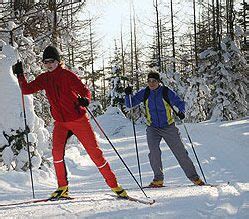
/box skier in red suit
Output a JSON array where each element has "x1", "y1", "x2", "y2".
[{"x1": 13, "y1": 45, "x2": 127, "y2": 200}]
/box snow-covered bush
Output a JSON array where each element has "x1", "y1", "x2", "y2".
[
  {"x1": 108, "y1": 76, "x2": 125, "y2": 109},
  {"x1": 0, "y1": 40, "x2": 50, "y2": 172},
  {"x1": 198, "y1": 35, "x2": 248, "y2": 121},
  {"x1": 184, "y1": 76, "x2": 211, "y2": 122},
  {"x1": 2, "y1": 129, "x2": 41, "y2": 171}
]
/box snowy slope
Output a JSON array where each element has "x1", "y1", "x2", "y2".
[{"x1": 0, "y1": 108, "x2": 248, "y2": 218}]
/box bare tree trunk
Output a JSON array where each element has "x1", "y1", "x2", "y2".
[
  {"x1": 193, "y1": 0, "x2": 198, "y2": 67},
  {"x1": 133, "y1": 14, "x2": 139, "y2": 91},
  {"x1": 66, "y1": 9, "x2": 72, "y2": 66},
  {"x1": 242, "y1": 0, "x2": 247, "y2": 46},
  {"x1": 216, "y1": 0, "x2": 221, "y2": 50},
  {"x1": 226, "y1": 0, "x2": 229, "y2": 35},
  {"x1": 49, "y1": 0, "x2": 58, "y2": 46},
  {"x1": 212, "y1": 0, "x2": 217, "y2": 48},
  {"x1": 189, "y1": 33, "x2": 194, "y2": 73},
  {"x1": 229, "y1": 0, "x2": 235, "y2": 40},
  {"x1": 154, "y1": 0, "x2": 162, "y2": 72},
  {"x1": 102, "y1": 59, "x2": 106, "y2": 109},
  {"x1": 89, "y1": 19, "x2": 95, "y2": 100},
  {"x1": 207, "y1": 0, "x2": 211, "y2": 43},
  {"x1": 159, "y1": 19, "x2": 164, "y2": 72},
  {"x1": 70, "y1": 0, "x2": 75, "y2": 66},
  {"x1": 170, "y1": 0, "x2": 176, "y2": 73},
  {"x1": 120, "y1": 26, "x2": 126, "y2": 87},
  {"x1": 130, "y1": 11, "x2": 134, "y2": 84},
  {"x1": 71, "y1": 47, "x2": 74, "y2": 66}
]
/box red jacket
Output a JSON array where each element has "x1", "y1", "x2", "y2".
[{"x1": 18, "y1": 65, "x2": 91, "y2": 122}]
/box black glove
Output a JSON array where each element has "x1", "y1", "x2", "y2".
[
  {"x1": 13, "y1": 61, "x2": 24, "y2": 77},
  {"x1": 78, "y1": 97, "x2": 89, "y2": 107},
  {"x1": 178, "y1": 112, "x2": 185, "y2": 120},
  {"x1": 124, "y1": 86, "x2": 132, "y2": 95}
]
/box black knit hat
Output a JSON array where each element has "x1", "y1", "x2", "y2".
[
  {"x1": 147, "y1": 71, "x2": 160, "y2": 81},
  {"x1": 42, "y1": 46, "x2": 61, "y2": 62}
]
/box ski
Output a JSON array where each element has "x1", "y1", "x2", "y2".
[
  {"x1": 198, "y1": 182, "x2": 230, "y2": 187},
  {"x1": 110, "y1": 195, "x2": 155, "y2": 205},
  {"x1": 142, "y1": 182, "x2": 230, "y2": 189},
  {"x1": 0, "y1": 194, "x2": 155, "y2": 207},
  {"x1": 142, "y1": 185, "x2": 166, "y2": 189},
  {"x1": 0, "y1": 197, "x2": 74, "y2": 207}
]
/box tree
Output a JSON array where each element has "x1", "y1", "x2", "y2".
[
  {"x1": 198, "y1": 35, "x2": 247, "y2": 121},
  {"x1": 106, "y1": 41, "x2": 127, "y2": 110},
  {"x1": 184, "y1": 76, "x2": 211, "y2": 122},
  {"x1": 237, "y1": 0, "x2": 248, "y2": 65}
]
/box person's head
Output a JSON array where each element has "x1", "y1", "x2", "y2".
[
  {"x1": 147, "y1": 71, "x2": 160, "y2": 90},
  {"x1": 42, "y1": 46, "x2": 61, "y2": 72}
]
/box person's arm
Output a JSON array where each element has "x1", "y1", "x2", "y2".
[
  {"x1": 125, "y1": 88, "x2": 145, "y2": 108},
  {"x1": 13, "y1": 61, "x2": 44, "y2": 94},
  {"x1": 18, "y1": 74, "x2": 45, "y2": 95},
  {"x1": 67, "y1": 70, "x2": 91, "y2": 104},
  {"x1": 168, "y1": 89, "x2": 185, "y2": 113}
]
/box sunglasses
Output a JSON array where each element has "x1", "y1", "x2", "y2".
[
  {"x1": 147, "y1": 78, "x2": 158, "y2": 83},
  {"x1": 43, "y1": 59, "x2": 55, "y2": 64}
]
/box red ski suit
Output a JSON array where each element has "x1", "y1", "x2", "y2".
[{"x1": 18, "y1": 65, "x2": 118, "y2": 188}]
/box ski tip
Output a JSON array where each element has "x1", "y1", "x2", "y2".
[
  {"x1": 144, "y1": 196, "x2": 156, "y2": 205},
  {"x1": 149, "y1": 199, "x2": 156, "y2": 205}
]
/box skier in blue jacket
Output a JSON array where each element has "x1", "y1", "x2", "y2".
[{"x1": 125, "y1": 71, "x2": 205, "y2": 187}]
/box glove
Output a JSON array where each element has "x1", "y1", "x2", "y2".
[
  {"x1": 124, "y1": 86, "x2": 132, "y2": 95},
  {"x1": 13, "y1": 61, "x2": 24, "y2": 77},
  {"x1": 78, "y1": 97, "x2": 89, "y2": 107},
  {"x1": 178, "y1": 112, "x2": 185, "y2": 120}
]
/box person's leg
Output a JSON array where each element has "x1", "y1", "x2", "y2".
[
  {"x1": 52, "y1": 122, "x2": 70, "y2": 187},
  {"x1": 162, "y1": 123, "x2": 199, "y2": 181},
  {"x1": 146, "y1": 126, "x2": 164, "y2": 181},
  {"x1": 69, "y1": 116, "x2": 118, "y2": 189}
]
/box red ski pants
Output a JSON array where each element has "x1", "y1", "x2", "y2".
[{"x1": 52, "y1": 114, "x2": 118, "y2": 188}]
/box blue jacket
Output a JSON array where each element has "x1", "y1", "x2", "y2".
[{"x1": 125, "y1": 85, "x2": 185, "y2": 128}]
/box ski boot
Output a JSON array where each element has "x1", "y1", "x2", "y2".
[
  {"x1": 192, "y1": 178, "x2": 205, "y2": 186},
  {"x1": 148, "y1": 180, "x2": 164, "y2": 188},
  {"x1": 112, "y1": 184, "x2": 128, "y2": 198},
  {"x1": 50, "y1": 185, "x2": 69, "y2": 200}
]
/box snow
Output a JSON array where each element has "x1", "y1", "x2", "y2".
[
  {"x1": 0, "y1": 41, "x2": 23, "y2": 136},
  {"x1": 0, "y1": 43, "x2": 50, "y2": 171},
  {"x1": 0, "y1": 107, "x2": 248, "y2": 218}
]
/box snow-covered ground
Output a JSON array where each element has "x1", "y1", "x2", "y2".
[{"x1": 0, "y1": 108, "x2": 249, "y2": 218}]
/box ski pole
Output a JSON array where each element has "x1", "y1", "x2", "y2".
[
  {"x1": 182, "y1": 122, "x2": 207, "y2": 183},
  {"x1": 170, "y1": 106, "x2": 207, "y2": 184},
  {"x1": 11, "y1": 33, "x2": 35, "y2": 198},
  {"x1": 159, "y1": 82, "x2": 207, "y2": 184},
  {"x1": 20, "y1": 91, "x2": 36, "y2": 198},
  {"x1": 85, "y1": 107, "x2": 148, "y2": 198},
  {"x1": 128, "y1": 94, "x2": 143, "y2": 187}
]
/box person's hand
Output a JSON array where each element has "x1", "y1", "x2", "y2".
[
  {"x1": 178, "y1": 112, "x2": 185, "y2": 120},
  {"x1": 78, "y1": 97, "x2": 89, "y2": 107},
  {"x1": 124, "y1": 86, "x2": 132, "y2": 95},
  {"x1": 13, "y1": 61, "x2": 24, "y2": 77}
]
